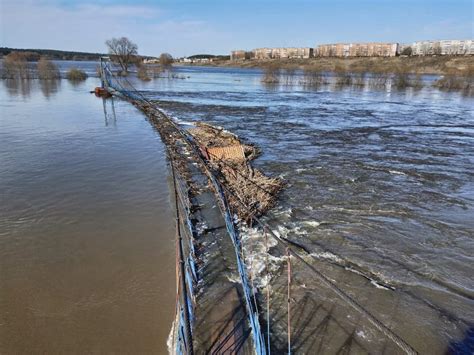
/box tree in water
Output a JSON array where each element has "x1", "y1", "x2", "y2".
[
  {"x1": 2, "y1": 52, "x2": 32, "y2": 79},
  {"x1": 105, "y1": 37, "x2": 138, "y2": 75},
  {"x1": 37, "y1": 57, "x2": 60, "y2": 80},
  {"x1": 159, "y1": 53, "x2": 174, "y2": 68}
]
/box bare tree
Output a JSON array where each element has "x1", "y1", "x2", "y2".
[
  {"x1": 159, "y1": 53, "x2": 174, "y2": 67},
  {"x1": 433, "y1": 43, "x2": 442, "y2": 56},
  {"x1": 137, "y1": 66, "x2": 151, "y2": 81},
  {"x1": 37, "y1": 57, "x2": 60, "y2": 80},
  {"x1": 66, "y1": 68, "x2": 88, "y2": 81},
  {"x1": 401, "y1": 46, "x2": 413, "y2": 56},
  {"x1": 2, "y1": 52, "x2": 31, "y2": 79},
  {"x1": 261, "y1": 63, "x2": 280, "y2": 84},
  {"x1": 105, "y1": 37, "x2": 138, "y2": 74}
]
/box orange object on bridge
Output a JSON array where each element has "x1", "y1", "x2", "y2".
[{"x1": 94, "y1": 87, "x2": 112, "y2": 98}]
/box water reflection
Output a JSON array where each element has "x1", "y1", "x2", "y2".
[
  {"x1": 3, "y1": 78, "x2": 32, "y2": 98},
  {"x1": 39, "y1": 79, "x2": 61, "y2": 98},
  {"x1": 2, "y1": 78, "x2": 61, "y2": 99},
  {"x1": 68, "y1": 79, "x2": 86, "y2": 87},
  {"x1": 102, "y1": 97, "x2": 117, "y2": 126}
]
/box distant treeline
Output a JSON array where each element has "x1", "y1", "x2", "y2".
[
  {"x1": 0, "y1": 47, "x2": 158, "y2": 61},
  {"x1": 0, "y1": 47, "x2": 108, "y2": 61},
  {"x1": 188, "y1": 54, "x2": 230, "y2": 60}
]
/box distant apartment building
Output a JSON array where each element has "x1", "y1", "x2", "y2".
[
  {"x1": 316, "y1": 43, "x2": 347, "y2": 57},
  {"x1": 316, "y1": 43, "x2": 399, "y2": 57},
  {"x1": 143, "y1": 58, "x2": 160, "y2": 64},
  {"x1": 411, "y1": 41, "x2": 440, "y2": 56},
  {"x1": 253, "y1": 47, "x2": 313, "y2": 59},
  {"x1": 272, "y1": 47, "x2": 313, "y2": 59},
  {"x1": 253, "y1": 48, "x2": 273, "y2": 59},
  {"x1": 412, "y1": 40, "x2": 474, "y2": 55},
  {"x1": 231, "y1": 50, "x2": 247, "y2": 61},
  {"x1": 231, "y1": 50, "x2": 254, "y2": 60},
  {"x1": 231, "y1": 39, "x2": 473, "y2": 62}
]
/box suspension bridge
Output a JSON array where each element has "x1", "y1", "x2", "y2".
[{"x1": 97, "y1": 58, "x2": 419, "y2": 355}]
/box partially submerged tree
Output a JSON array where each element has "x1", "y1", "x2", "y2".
[
  {"x1": 66, "y1": 68, "x2": 88, "y2": 81},
  {"x1": 159, "y1": 53, "x2": 173, "y2": 67},
  {"x1": 301, "y1": 67, "x2": 327, "y2": 87},
  {"x1": 434, "y1": 67, "x2": 473, "y2": 95},
  {"x1": 334, "y1": 63, "x2": 352, "y2": 86},
  {"x1": 105, "y1": 37, "x2": 138, "y2": 74},
  {"x1": 137, "y1": 66, "x2": 151, "y2": 81},
  {"x1": 392, "y1": 65, "x2": 407, "y2": 88},
  {"x1": 2, "y1": 52, "x2": 31, "y2": 79},
  {"x1": 261, "y1": 63, "x2": 280, "y2": 84},
  {"x1": 37, "y1": 58, "x2": 60, "y2": 80}
]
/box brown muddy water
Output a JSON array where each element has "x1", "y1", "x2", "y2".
[
  {"x1": 1, "y1": 63, "x2": 474, "y2": 354},
  {"x1": 0, "y1": 77, "x2": 176, "y2": 354}
]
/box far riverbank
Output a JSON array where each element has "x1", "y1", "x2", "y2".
[{"x1": 177, "y1": 55, "x2": 474, "y2": 75}]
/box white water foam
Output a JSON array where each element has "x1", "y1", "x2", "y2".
[
  {"x1": 345, "y1": 266, "x2": 395, "y2": 291},
  {"x1": 389, "y1": 170, "x2": 407, "y2": 176},
  {"x1": 303, "y1": 220, "x2": 321, "y2": 227},
  {"x1": 311, "y1": 251, "x2": 344, "y2": 264},
  {"x1": 226, "y1": 273, "x2": 242, "y2": 284},
  {"x1": 166, "y1": 315, "x2": 179, "y2": 355},
  {"x1": 162, "y1": 109, "x2": 196, "y2": 127},
  {"x1": 356, "y1": 330, "x2": 369, "y2": 340},
  {"x1": 370, "y1": 280, "x2": 393, "y2": 290},
  {"x1": 240, "y1": 225, "x2": 285, "y2": 288}
]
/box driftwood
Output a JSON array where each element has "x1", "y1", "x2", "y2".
[
  {"x1": 189, "y1": 122, "x2": 260, "y2": 161},
  {"x1": 189, "y1": 122, "x2": 284, "y2": 220},
  {"x1": 126, "y1": 102, "x2": 283, "y2": 221},
  {"x1": 131, "y1": 100, "x2": 200, "y2": 194}
]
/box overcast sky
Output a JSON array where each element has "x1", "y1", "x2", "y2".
[{"x1": 1, "y1": 0, "x2": 473, "y2": 57}]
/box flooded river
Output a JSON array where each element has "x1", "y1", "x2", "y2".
[
  {"x1": 1, "y1": 63, "x2": 473, "y2": 353},
  {"x1": 0, "y1": 76, "x2": 176, "y2": 353}
]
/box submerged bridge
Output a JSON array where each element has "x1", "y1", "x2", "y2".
[{"x1": 98, "y1": 59, "x2": 419, "y2": 355}]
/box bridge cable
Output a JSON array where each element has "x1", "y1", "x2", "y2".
[
  {"x1": 264, "y1": 227, "x2": 271, "y2": 354},
  {"x1": 287, "y1": 247, "x2": 292, "y2": 355}
]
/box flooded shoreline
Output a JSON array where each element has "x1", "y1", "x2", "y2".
[{"x1": 180, "y1": 55, "x2": 474, "y2": 76}]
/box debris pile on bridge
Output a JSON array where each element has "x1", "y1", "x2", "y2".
[
  {"x1": 189, "y1": 122, "x2": 284, "y2": 221},
  {"x1": 128, "y1": 100, "x2": 202, "y2": 196},
  {"x1": 119, "y1": 93, "x2": 284, "y2": 222}
]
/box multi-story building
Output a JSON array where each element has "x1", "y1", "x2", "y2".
[
  {"x1": 315, "y1": 43, "x2": 399, "y2": 57},
  {"x1": 253, "y1": 47, "x2": 313, "y2": 59},
  {"x1": 233, "y1": 39, "x2": 473, "y2": 61},
  {"x1": 412, "y1": 40, "x2": 474, "y2": 55},
  {"x1": 253, "y1": 48, "x2": 273, "y2": 59},
  {"x1": 288, "y1": 47, "x2": 313, "y2": 58},
  {"x1": 315, "y1": 43, "x2": 347, "y2": 57},
  {"x1": 412, "y1": 40, "x2": 441, "y2": 55},
  {"x1": 230, "y1": 50, "x2": 248, "y2": 60}
]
